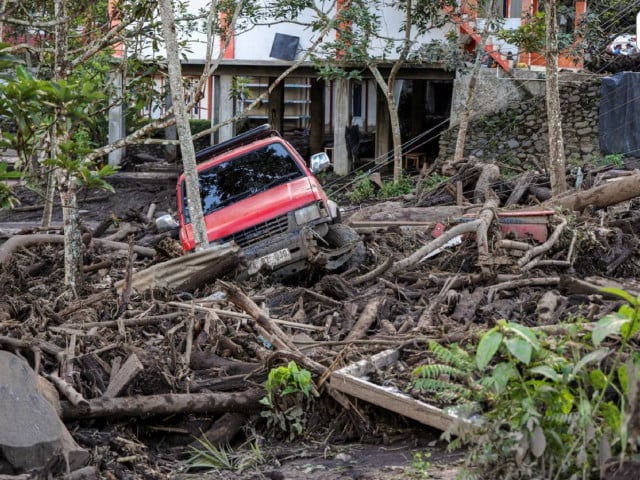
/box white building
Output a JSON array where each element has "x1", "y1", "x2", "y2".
[{"x1": 117, "y1": 0, "x2": 458, "y2": 174}]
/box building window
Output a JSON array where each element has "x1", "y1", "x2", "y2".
[{"x1": 509, "y1": 0, "x2": 522, "y2": 18}]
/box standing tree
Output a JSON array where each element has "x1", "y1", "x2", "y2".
[
  {"x1": 452, "y1": 0, "x2": 500, "y2": 165},
  {"x1": 498, "y1": 5, "x2": 569, "y2": 195},
  {"x1": 305, "y1": 0, "x2": 457, "y2": 182},
  {"x1": 157, "y1": 0, "x2": 208, "y2": 251},
  {"x1": 545, "y1": 0, "x2": 567, "y2": 195}
]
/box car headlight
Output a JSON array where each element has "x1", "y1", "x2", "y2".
[{"x1": 294, "y1": 203, "x2": 321, "y2": 225}]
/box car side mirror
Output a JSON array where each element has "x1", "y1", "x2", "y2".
[
  {"x1": 310, "y1": 152, "x2": 331, "y2": 174},
  {"x1": 156, "y1": 213, "x2": 179, "y2": 232}
]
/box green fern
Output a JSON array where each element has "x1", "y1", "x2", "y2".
[
  {"x1": 428, "y1": 341, "x2": 474, "y2": 370},
  {"x1": 408, "y1": 341, "x2": 481, "y2": 406},
  {"x1": 411, "y1": 377, "x2": 472, "y2": 398},
  {"x1": 411, "y1": 363, "x2": 469, "y2": 381}
]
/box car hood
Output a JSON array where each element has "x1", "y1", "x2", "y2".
[{"x1": 181, "y1": 176, "x2": 323, "y2": 249}]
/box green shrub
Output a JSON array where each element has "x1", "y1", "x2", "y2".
[
  {"x1": 186, "y1": 438, "x2": 266, "y2": 474},
  {"x1": 349, "y1": 176, "x2": 376, "y2": 203},
  {"x1": 259, "y1": 361, "x2": 314, "y2": 440},
  {"x1": 189, "y1": 119, "x2": 211, "y2": 135},
  {"x1": 411, "y1": 288, "x2": 640, "y2": 479},
  {"x1": 349, "y1": 175, "x2": 414, "y2": 203},
  {"x1": 379, "y1": 176, "x2": 413, "y2": 198},
  {"x1": 422, "y1": 173, "x2": 449, "y2": 193},
  {"x1": 596, "y1": 153, "x2": 624, "y2": 168}
]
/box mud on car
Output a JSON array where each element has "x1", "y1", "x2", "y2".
[{"x1": 175, "y1": 124, "x2": 364, "y2": 280}]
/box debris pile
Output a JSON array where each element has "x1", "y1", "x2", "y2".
[{"x1": 0, "y1": 157, "x2": 639, "y2": 478}]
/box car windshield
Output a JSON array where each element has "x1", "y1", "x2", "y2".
[{"x1": 181, "y1": 142, "x2": 305, "y2": 223}]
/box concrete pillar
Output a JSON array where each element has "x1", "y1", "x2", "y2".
[
  {"x1": 268, "y1": 78, "x2": 285, "y2": 134},
  {"x1": 332, "y1": 78, "x2": 350, "y2": 176},
  {"x1": 108, "y1": 71, "x2": 125, "y2": 166},
  {"x1": 375, "y1": 85, "x2": 390, "y2": 164},
  {"x1": 309, "y1": 78, "x2": 325, "y2": 157},
  {"x1": 214, "y1": 74, "x2": 234, "y2": 143}
]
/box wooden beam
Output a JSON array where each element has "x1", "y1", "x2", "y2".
[{"x1": 329, "y1": 350, "x2": 458, "y2": 431}]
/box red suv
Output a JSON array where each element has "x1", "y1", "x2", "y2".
[{"x1": 176, "y1": 124, "x2": 363, "y2": 279}]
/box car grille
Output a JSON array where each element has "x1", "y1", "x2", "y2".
[{"x1": 223, "y1": 213, "x2": 289, "y2": 248}]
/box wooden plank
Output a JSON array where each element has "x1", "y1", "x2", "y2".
[
  {"x1": 330, "y1": 370, "x2": 455, "y2": 431},
  {"x1": 337, "y1": 349, "x2": 400, "y2": 377},
  {"x1": 349, "y1": 221, "x2": 434, "y2": 228},
  {"x1": 329, "y1": 349, "x2": 457, "y2": 431},
  {"x1": 456, "y1": 180, "x2": 464, "y2": 205},
  {"x1": 505, "y1": 171, "x2": 535, "y2": 207},
  {"x1": 103, "y1": 354, "x2": 143, "y2": 398}
]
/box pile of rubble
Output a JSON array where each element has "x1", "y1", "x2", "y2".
[{"x1": 1, "y1": 157, "x2": 639, "y2": 478}]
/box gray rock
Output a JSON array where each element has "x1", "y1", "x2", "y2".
[
  {"x1": 507, "y1": 139, "x2": 519, "y2": 149},
  {"x1": 0, "y1": 351, "x2": 63, "y2": 471},
  {"x1": 580, "y1": 143, "x2": 595, "y2": 154},
  {"x1": 0, "y1": 351, "x2": 88, "y2": 473}
]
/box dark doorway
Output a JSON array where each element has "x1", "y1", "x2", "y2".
[{"x1": 396, "y1": 79, "x2": 453, "y2": 160}]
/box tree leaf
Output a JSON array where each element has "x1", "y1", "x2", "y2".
[
  {"x1": 592, "y1": 313, "x2": 629, "y2": 346},
  {"x1": 505, "y1": 337, "x2": 533, "y2": 365},
  {"x1": 505, "y1": 322, "x2": 540, "y2": 350},
  {"x1": 530, "y1": 425, "x2": 546, "y2": 458},
  {"x1": 476, "y1": 328, "x2": 503, "y2": 370},
  {"x1": 589, "y1": 369, "x2": 607, "y2": 390},
  {"x1": 528, "y1": 365, "x2": 560, "y2": 382},
  {"x1": 559, "y1": 388, "x2": 575, "y2": 415},
  {"x1": 490, "y1": 362, "x2": 517, "y2": 395},
  {"x1": 600, "y1": 401, "x2": 622, "y2": 432},
  {"x1": 600, "y1": 287, "x2": 637, "y2": 306},
  {"x1": 618, "y1": 363, "x2": 629, "y2": 396},
  {"x1": 599, "y1": 435, "x2": 612, "y2": 470},
  {"x1": 572, "y1": 347, "x2": 610, "y2": 376}
]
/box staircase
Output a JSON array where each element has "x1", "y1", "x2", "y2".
[{"x1": 444, "y1": 5, "x2": 511, "y2": 72}]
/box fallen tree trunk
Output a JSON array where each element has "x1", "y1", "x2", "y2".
[
  {"x1": 391, "y1": 195, "x2": 499, "y2": 273},
  {"x1": 193, "y1": 412, "x2": 248, "y2": 447},
  {"x1": 346, "y1": 204, "x2": 470, "y2": 226},
  {"x1": 0, "y1": 234, "x2": 155, "y2": 267},
  {"x1": 190, "y1": 351, "x2": 261, "y2": 376},
  {"x1": 62, "y1": 389, "x2": 264, "y2": 419},
  {"x1": 218, "y1": 279, "x2": 298, "y2": 352},
  {"x1": 473, "y1": 163, "x2": 500, "y2": 204},
  {"x1": 545, "y1": 172, "x2": 640, "y2": 211},
  {"x1": 505, "y1": 171, "x2": 537, "y2": 206},
  {"x1": 115, "y1": 243, "x2": 241, "y2": 293}
]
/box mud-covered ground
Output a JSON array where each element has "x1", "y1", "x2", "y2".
[
  {"x1": 1, "y1": 158, "x2": 640, "y2": 479},
  {"x1": 0, "y1": 173, "x2": 468, "y2": 479}
]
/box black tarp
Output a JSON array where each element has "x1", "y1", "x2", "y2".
[
  {"x1": 599, "y1": 72, "x2": 640, "y2": 155},
  {"x1": 269, "y1": 33, "x2": 299, "y2": 61}
]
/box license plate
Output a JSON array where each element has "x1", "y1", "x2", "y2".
[{"x1": 248, "y1": 248, "x2": 292, "y2": 275}]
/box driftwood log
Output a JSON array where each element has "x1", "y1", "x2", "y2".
[
  {"x1": 344, "y1": 296, "x2": 383, "y2": 342},
  {"x1": 546, "y1": 172, "x2": 640, "y2": 211},
  {"x1": 391, "y1": 194, "x2": 499, "y2": 273},
  {"x1": 62, "y1": 389, "x2": 264, "y2": 419},
  {"x1": 218, "y1": 279, "x2": 298, "y2": 352},
  {"x1": 0, "y1": 234, "x2": 155, "y2": 267},
  {"x1": 193, "y1": 412, "x2": 249, "y2": 447}
]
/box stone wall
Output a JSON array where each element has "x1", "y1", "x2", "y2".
[{"x1": 439, "y1": 71, "x2": 604, "y2": 169}]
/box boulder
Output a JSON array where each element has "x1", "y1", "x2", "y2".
[{"x1": 0, "y1": 351, "x2": 88, "y2": 473}]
